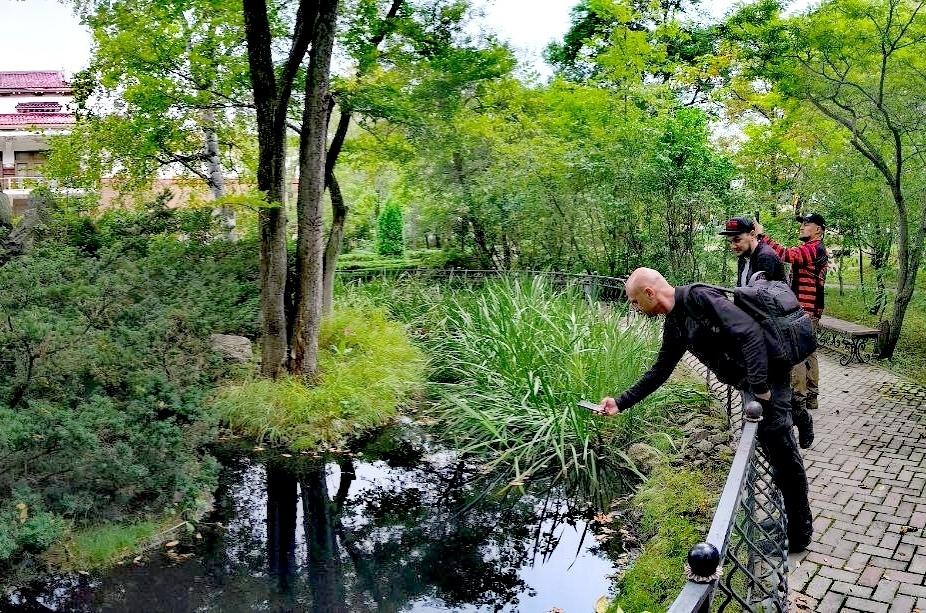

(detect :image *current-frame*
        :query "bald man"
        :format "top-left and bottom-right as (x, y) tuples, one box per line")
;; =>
(598, 268), (812, 552)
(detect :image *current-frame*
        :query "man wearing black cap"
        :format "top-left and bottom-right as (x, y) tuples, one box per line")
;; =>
(755, 213), (828, 450)
(719, 216), (785, 287)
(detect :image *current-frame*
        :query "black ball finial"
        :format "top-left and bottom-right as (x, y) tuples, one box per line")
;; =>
(687, 542), (720, 579)
(744, 400), (763, 422)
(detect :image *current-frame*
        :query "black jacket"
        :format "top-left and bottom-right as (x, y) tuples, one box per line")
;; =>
(737, 241), (785, 287)
(617, 285), (777, 410)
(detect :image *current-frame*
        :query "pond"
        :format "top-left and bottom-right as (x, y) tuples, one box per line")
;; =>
(8, 425), (626, 612)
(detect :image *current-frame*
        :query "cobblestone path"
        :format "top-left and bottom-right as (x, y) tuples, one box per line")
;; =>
(789, 351), (926, 612)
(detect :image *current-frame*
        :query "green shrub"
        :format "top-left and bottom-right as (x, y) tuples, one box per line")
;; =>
(214, 307), (425, 449)
(376, 201), (405, 256)
(0, 198), (255, 569)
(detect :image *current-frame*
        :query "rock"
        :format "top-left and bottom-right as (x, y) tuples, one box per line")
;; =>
(688, 429), (709, 443)
(0, 193), (11, 227)
(693, 439), (714, 455)
(210, 334), (253, 363)
(626, 443), (664, 475)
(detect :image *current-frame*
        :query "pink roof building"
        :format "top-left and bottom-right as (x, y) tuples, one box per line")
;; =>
(0, 71), (72, 95)
(0, 71), (75, 212)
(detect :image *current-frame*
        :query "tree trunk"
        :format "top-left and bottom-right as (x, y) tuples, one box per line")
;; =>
(202, 108), (236, 240)
(322, 173), (346, 316)
(883, 196), (926, 359)
(858, 246), (864, 292)
(291, 0), (338, 375)
(869, 240), (889, 317)
(302, 465), (347, 612)
(837, 247), (844, 296)
(243, 0), (316, 379)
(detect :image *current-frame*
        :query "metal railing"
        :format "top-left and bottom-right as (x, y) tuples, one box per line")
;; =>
(0, 176), (49, 191)
(337, 267), (628, 303)
(670, 364), (789, 612)
(342, 268), (790, 611)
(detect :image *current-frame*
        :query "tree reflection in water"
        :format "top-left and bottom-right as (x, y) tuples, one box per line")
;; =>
(7, 427), (617, 612)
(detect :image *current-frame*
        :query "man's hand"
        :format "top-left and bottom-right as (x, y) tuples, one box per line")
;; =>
(598, 397), (620, 416)
(756, 391), (771, 402)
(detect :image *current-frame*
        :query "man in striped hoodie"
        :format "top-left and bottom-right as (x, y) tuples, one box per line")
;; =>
(756, 214), (828, 449)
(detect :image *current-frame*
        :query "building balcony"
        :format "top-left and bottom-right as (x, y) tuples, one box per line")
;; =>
(0, 175), (49, 192)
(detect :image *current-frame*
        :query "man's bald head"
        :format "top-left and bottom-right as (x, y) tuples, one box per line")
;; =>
(625, 267), (676, 317)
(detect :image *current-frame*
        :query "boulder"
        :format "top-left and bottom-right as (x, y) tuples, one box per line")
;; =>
(626, 442), (665, 475)
(210, 334), (253, 363)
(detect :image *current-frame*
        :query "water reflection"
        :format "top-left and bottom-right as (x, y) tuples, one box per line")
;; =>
(7, 427), (618, 612)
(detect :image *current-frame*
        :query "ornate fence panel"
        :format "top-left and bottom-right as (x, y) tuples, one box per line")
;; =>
(670, 363), (790, 613)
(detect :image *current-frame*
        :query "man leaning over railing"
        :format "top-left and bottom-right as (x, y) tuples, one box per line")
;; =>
(595, 267), (813, 553)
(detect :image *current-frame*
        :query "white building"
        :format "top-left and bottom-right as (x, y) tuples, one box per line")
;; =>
(0, 71), (74, 214)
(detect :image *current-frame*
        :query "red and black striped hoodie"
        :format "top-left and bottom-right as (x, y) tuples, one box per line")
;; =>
(760, 236), (828, 318)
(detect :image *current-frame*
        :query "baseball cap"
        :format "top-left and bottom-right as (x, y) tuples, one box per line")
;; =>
(796, 213), (826, 228)
(719, 216), (755, 236)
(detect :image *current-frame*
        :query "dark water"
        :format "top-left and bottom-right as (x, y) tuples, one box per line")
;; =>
(8, 426), (621, 612)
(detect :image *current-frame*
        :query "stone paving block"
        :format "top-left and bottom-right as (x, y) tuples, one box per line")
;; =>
(890, 594), (916, 613)
(786, 353), (926, 609)
(872, 579), (900, 603)
(909, 553), (926, 574)
(817, 591), (846, 612)
(857, 565), (884, 587)
(844, 596), (889, 612)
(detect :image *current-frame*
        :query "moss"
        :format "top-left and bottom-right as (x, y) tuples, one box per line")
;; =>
(611, 468), (716, 612)
(214, 307), (425, 450)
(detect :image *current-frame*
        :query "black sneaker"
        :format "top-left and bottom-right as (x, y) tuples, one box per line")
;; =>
(793, 410), (814, 449)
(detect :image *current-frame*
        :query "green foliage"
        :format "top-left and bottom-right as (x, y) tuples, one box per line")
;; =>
(613, 468), (715, 611)
(425, 278), (703, 499)
(376, 201), (405, 256)
(0, 199), (257, 568)
(214, 307), (425, 449)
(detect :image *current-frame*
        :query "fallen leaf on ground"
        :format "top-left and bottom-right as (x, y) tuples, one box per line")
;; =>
(165, 540), (179, 548)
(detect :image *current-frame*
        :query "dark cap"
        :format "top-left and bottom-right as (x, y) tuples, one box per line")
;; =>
(719, 216), (755, 236)
(796, 212), (826, 228)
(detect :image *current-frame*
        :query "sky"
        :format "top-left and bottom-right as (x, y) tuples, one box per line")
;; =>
(0, 0), (804, 79)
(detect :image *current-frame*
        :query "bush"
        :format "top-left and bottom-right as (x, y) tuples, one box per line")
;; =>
(0, 199), (255, 569)
(376, 201), (405, 256)
(214, 307), (425, 449)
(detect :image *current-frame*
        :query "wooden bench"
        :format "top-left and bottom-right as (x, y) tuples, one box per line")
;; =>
(817, 315), (882, 366)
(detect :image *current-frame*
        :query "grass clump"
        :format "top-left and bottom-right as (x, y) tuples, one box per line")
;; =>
(57, 520), (158, 569)
(611, 468), (715, 612)
(214, 307), (425, 449)
(429, 277), (702, 499)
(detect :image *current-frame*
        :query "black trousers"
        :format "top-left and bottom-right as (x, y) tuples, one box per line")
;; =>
(743, 378), (813, 548)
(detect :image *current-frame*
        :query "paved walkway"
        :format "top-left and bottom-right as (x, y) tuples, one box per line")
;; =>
(789, 351), (926, 612)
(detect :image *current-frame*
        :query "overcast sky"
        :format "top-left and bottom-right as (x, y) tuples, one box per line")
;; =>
(0, 0), (803, 79)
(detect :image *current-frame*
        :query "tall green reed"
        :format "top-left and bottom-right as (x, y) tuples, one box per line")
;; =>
(427, 277), (696, 500)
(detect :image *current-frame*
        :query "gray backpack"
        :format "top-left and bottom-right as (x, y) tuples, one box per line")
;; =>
(692, 273), (817, 367)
